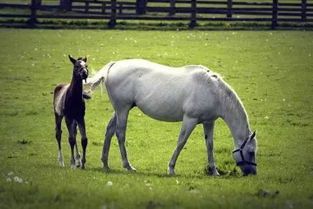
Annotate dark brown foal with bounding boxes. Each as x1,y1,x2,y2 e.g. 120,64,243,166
53,55,89,169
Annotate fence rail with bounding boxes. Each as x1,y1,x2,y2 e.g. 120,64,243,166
0,0,312,29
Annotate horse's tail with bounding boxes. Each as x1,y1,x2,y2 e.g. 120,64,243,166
84,61,115,92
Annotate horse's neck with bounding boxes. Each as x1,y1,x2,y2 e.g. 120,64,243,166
218,86,251,147
68,76,83,98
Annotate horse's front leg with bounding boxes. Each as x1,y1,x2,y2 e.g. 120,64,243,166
73,121,82,168
115,109,136,171
168,116,198,175
203,122,220,176
101,113,117,172
65,118,77,168
78,118,88,169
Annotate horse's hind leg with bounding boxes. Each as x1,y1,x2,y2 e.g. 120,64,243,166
77,118,88,169
168,115,198,175
101,113,117,171
203,122,220,176
55,113,65,167
115,109,136,171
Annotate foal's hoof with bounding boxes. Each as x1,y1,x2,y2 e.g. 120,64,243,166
70,159,76,169
103,166,110,173
168,168,176,176
58,161,65,167
125,165,136,172
75,157,81,168
207,167,220,176
58,154,65,167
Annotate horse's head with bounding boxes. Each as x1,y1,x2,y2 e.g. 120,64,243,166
233,131,257,176
69,55,89,82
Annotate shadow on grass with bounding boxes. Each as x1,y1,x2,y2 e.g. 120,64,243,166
87,166,244,180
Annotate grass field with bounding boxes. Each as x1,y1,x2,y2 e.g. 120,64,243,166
0,29,313,209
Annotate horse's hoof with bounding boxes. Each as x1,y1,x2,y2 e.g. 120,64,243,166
75,158,81,168
103,166,110,173
207,167,220,176
125,165,136,172
168,168,176,176
58,153,65,167
211,171,220,176
70,159,76,169
59,161,65,167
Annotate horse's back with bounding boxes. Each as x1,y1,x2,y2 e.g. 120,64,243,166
53,84,69,116
107,59,210,83
105,59,219,122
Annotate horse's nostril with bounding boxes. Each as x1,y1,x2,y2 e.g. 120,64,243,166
81,72,88,79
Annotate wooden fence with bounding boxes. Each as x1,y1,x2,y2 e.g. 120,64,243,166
0,0,312,29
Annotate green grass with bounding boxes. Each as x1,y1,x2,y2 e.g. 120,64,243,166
0,29,313,209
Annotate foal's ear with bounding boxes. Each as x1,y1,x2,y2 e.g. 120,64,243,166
250,131,256,140
68,55,76,65
82,56,87,62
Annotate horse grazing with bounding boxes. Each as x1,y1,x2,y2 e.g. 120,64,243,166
53,55,89,169
86,59,257,176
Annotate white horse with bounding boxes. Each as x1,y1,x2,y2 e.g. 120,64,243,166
86,59,257,176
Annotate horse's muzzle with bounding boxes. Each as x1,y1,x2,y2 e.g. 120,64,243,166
81,72,88,82
242,165,257,176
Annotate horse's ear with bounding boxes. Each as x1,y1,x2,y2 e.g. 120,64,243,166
68,55,76,65
250,131,256,140
83,56,87,62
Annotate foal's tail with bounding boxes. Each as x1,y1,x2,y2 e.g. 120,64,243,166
84,62,115,92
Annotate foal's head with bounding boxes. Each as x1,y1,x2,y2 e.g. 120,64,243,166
233,131,257,175
69,55,89,82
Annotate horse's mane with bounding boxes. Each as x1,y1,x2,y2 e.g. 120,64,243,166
216,76,250,130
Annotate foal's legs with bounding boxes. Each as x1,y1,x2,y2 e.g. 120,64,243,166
115,109,136,171
77,118,88,169
203,122,220,176
168,115,198,175
73,121,81,167
101,113,117,171
65,118,77,168
55,113,64,167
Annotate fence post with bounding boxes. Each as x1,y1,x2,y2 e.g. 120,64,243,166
170,0,176,16
189,0,197,28
227,0,232,18
271,0,278,29
102,2,106,14
301,0,307,22
108,0,117,28
119,3,123,14
85,1,89,13
136,0,147,15
28,0,41,26
60,0,71,11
